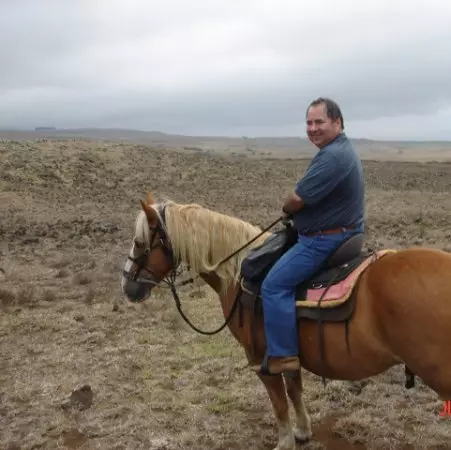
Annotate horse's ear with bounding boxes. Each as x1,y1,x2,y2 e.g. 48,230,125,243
140,199,157,222
146,192,154,205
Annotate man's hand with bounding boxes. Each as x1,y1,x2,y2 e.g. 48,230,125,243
282,190,304,215
282,211,292,220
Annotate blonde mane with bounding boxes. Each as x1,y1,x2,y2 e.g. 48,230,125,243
134,201,271,295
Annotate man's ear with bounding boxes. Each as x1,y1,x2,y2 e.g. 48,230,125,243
333,118,342,131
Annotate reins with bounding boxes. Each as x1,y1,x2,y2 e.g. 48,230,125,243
137,214,285,335
169,215,285,335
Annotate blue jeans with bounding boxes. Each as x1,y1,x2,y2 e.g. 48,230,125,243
261,228,362,357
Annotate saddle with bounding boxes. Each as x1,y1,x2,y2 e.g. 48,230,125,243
239,223,392,322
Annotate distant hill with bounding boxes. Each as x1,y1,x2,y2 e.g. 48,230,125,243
1,127,451,161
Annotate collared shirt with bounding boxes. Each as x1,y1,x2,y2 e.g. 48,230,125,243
293,132,365,234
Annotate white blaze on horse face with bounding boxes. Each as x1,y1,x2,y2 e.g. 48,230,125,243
124,258,133,274
121,259,133,293
121,244,135,293
124,255,133,272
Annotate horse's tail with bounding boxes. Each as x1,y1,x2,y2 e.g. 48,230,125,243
405,365,415,389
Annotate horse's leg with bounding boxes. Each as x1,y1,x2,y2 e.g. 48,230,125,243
284,371,312,443
257,373,296,450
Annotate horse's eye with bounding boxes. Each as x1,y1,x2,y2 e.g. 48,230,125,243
134,239,143,249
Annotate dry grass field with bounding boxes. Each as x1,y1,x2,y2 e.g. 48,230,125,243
2,139,451,450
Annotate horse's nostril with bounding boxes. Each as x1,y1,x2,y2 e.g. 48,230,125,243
122,279,151,302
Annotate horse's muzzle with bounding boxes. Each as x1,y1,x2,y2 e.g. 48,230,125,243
121,273,152,303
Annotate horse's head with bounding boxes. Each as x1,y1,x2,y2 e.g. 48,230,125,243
121,193,176,303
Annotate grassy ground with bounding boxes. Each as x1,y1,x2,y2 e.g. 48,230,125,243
1,140,451,449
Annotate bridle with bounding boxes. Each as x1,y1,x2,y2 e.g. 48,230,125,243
123,203,284,335
124,205,182,289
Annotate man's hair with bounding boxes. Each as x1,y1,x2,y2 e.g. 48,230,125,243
306,97,344,129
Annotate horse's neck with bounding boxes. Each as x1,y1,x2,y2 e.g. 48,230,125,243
199,272,222,294
167,201,265,298
198,272,239,317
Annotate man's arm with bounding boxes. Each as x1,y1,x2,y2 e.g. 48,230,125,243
282,190,305,216
295,151,352,206
282,150,343,217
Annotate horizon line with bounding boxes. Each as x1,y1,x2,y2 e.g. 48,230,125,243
0,126,450,144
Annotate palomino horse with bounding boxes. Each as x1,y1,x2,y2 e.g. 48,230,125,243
121,194,451,450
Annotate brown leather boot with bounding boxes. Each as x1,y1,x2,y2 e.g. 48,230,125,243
251,356,301,375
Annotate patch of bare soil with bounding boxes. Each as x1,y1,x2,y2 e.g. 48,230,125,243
1,139,451,449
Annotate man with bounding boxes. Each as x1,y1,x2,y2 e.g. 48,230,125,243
254,97,365,375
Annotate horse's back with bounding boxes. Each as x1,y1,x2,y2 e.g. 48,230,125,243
366,246,451,287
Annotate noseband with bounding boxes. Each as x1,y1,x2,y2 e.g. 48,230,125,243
123,204,181,288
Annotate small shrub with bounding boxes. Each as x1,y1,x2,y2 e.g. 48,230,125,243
0,288,16,306
73,272,92,285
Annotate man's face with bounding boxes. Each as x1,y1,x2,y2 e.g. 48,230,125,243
306,103,341,148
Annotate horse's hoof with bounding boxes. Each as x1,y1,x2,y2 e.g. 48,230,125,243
294,427,312,444
273,435,296,450
295,434,310,444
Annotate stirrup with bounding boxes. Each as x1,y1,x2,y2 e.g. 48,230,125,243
256,351,278,376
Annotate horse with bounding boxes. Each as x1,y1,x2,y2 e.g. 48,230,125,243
121,193,451,450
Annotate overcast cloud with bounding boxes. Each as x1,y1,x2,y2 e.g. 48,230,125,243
1,0,450,139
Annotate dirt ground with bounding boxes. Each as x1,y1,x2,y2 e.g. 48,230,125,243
2,139,451,450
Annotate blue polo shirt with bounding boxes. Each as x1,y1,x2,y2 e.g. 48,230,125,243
293,133,365,234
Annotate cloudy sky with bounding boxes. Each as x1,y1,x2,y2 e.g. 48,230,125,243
1,0,450,140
